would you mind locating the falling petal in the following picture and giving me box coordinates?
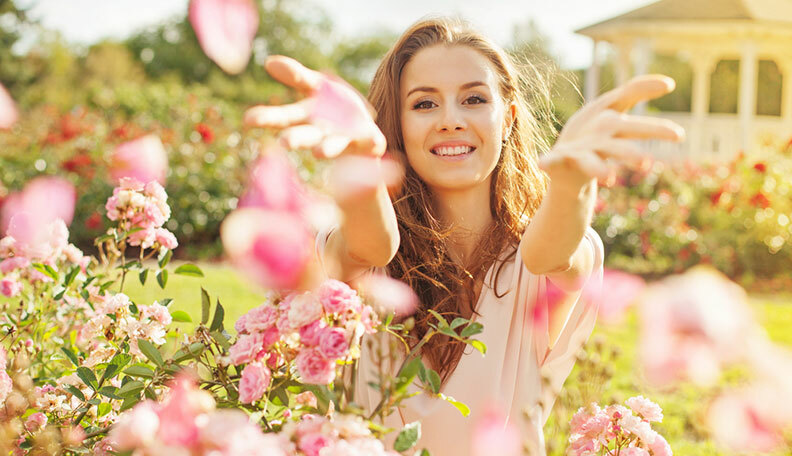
[189,0,259,74]
[583,269,645,325]
[0,83,18,130]
[471,403,521,456]
[327,155,404,202]
[357,274,418,317]
[109,135,168,185]
[310,76,377,138]
[238,146,309,214]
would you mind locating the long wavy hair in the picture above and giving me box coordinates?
[368,17,556,384]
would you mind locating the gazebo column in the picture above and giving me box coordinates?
[780,60,792,125]
[585,41,601,103]
[690,54,718,157]
[614,40,632,86]
[632,38,653,115]
[738,41,758,153]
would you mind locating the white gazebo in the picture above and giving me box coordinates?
[577,0,792,161]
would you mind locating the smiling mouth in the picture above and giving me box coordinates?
[430,146,475,157]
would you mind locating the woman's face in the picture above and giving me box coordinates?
[400,44,514,192]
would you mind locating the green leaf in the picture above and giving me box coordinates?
[98,386,121,400]
[427,369,441,395]
[97,402,112,418]
[158,298,173,307]
[63,384,85,402]
[119,260,141,270]
[413,450,431,456]
[460,322,484,338]
[469,339,487,355]
[103,353,132,382]
[396,357,423,394]
[76,367,98,391]
[158,248,173,268]
[32,263,58,281]
[394,421,421,452]
[174,263,204,277]
[211,330,230,350]
[120,396,141,412]
[156,269,168,289]
[209,300,225,332]
[170,310,192,323]
[138,269,148,286]
[427,309,448,327]
[116,380,145,398]
[64,266,80,287]
[438,393,470,417]
[124,365,155,378]
[52,286,66,300]
[439,326,460,339]
[450,317,468,329]
[173,343,205,363]
[136,339,164,367]
[200,288,210,325]
[61,347,80,367]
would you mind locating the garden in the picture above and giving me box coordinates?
[1,0,792,455]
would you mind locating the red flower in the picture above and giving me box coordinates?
[195,123,214,144]
[61,153,94,177]
[59,114,83,140]
[753,162,767,173]
[749,192,770,209]
[710,189,724,206]
[85,212,102,230]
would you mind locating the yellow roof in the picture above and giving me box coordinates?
[577,0,792,35]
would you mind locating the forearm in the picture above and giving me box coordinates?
[328,181,399,281]
[520,178,597,290]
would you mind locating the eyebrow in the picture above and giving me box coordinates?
[406,81,487,98]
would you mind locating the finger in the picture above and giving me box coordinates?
[588,75,676,114]
[244,99,314,128]
[279,125,325,150]
[540,148,610,181]
[264,55,324,94]
[315,134,352,159]
[590,138,645,167]
[610,114,685,142]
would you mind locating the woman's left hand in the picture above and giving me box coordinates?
[540,75,685,192]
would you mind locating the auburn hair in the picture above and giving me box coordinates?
[368,17,555,384]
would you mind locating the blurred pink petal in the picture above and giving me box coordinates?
[1,176,76,234]
[471,403,521,456]
[0,83,18,129]
[221,208,313,290]
[583,269,645,325]
[239,148,310,214]
[156,375,215,447]
[310,76,378,138]
[327,156,403,202]
[189,0,259,74]
[109,135,168,185]
[357,274,418,317]
[639,267,757,387]
[707,387,791,453]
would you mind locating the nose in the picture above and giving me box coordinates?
[436,105,466,132]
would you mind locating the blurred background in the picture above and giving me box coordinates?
[1,0,791,453]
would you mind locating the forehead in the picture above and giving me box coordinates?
[400,45,499,96]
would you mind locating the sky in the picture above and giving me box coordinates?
[16,0,658,69]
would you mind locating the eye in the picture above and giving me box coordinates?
[463,95,487,105]
[413,100,436,110]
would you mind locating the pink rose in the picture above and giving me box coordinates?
[318,327,349,360]
[0,257,30,274]
[155,228,178,250]
[155,376,215,447]
[0,370,11,405]
[234,312,250,334]
[626,396,663,422]
[238,362,271,404]
[109,135,168,185]
[260,326,280,348]
[620,448,650,456]
[24,412,47,432]
[295,391,317,408]
[244,304,278,333]
[296,348,335,385]
[317,279,358,314]
[287,293,323,329]
[299,320,326,347]
[127,227,157,249]
[228,333,265,365]
[1,277,21,297]
[297,432,333,456]
[109,401,160,449]
[141,303,172,326]
[648,434,673,456]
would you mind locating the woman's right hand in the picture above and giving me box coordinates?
[243,55,387,160]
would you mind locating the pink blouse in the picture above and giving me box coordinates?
[317,227,604,456]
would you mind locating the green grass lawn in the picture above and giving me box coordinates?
[125,262,792,455]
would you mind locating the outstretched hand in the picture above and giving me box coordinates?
[540,75,685,191]
[243,55,386,159]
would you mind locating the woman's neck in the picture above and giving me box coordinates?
[431,178,494,266]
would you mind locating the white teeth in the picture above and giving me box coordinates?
[432,146,473,156]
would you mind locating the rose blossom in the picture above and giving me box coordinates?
[239,362,271,404]
[1,277,21,297]
[24,412,48,432]
[317,279,359,314]
[648,434,672,456]
[318,327,349,360]
[110,401,160,449]
[244,304,278,333]
[296,348,336,385]
[620,448,650,456]
[228,333,265,365]
[626,396,663,422]
[297,432,333,456]
[287,293,323,329]
[0,256,30,273]
[155,228,178,250]
[299,319,326,347]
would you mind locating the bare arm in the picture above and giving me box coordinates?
[521,75,685,346]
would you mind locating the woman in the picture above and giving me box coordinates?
[245,17,682,456]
